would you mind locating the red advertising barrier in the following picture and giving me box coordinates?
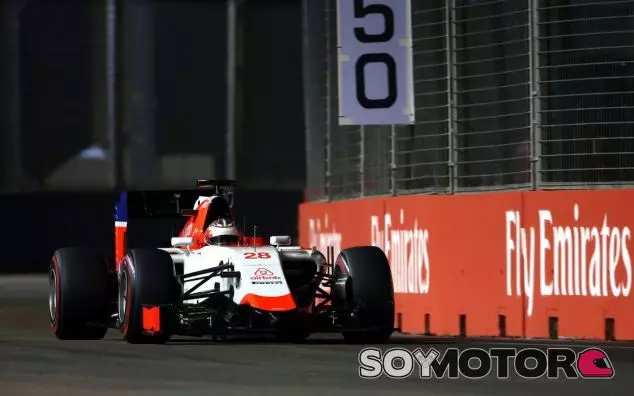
[299,190,634,341]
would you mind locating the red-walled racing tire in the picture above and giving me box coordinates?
[49,247,110,340]
[118,248,181,344]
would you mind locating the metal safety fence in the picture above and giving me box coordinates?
[303,0,634,201]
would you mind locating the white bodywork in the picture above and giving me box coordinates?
[161,242,320,310]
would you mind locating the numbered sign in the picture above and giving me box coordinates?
[337,0,415,126]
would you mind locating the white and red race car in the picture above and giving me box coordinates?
[48,180,396,344]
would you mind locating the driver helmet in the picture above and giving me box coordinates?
[204,218,240,246]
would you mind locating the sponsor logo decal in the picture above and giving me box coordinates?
[359,346,615,380]
[371,209,431,294]
[505,204,632,317]
[250,267,282,285]
[308,214,342,258]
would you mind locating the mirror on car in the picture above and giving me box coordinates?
[270,236,291,246]
[171,236,194,248]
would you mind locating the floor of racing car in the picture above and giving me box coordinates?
[1,275,633,396]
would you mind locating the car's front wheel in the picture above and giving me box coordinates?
[331,246,395,344]
[118,248,181,344]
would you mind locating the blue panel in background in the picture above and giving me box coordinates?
[114,191,128,224]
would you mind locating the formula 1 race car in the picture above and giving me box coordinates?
[48,180,396,344]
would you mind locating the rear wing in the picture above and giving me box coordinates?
[115,180,235,219]
[113,180,236,268]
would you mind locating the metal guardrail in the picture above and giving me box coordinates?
[304,0,634,201]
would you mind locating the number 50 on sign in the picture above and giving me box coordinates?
[337,0,415,126]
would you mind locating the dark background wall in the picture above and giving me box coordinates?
[0,189,303,273]
[238,1,305,188]
[6,0,304,186]
[0,0,306,272]
[18,1,94,184]
[154,1,228,166]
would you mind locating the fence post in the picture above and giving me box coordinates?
[390,124,396,196]
[0,1,25,192]
[225,0,238,181]
[360,126,365,197]
[445,0,458,194]
[325,0,332,201]
[529,0,542,189]
[106,0,123,191]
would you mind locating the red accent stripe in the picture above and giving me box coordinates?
[142,306,161,333]
[239,293,296,312]
[115,226,127,272]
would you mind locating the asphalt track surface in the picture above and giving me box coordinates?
[2,275,634,396]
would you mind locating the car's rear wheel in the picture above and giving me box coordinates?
[118,248,181,344]
[49,247,110,340]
